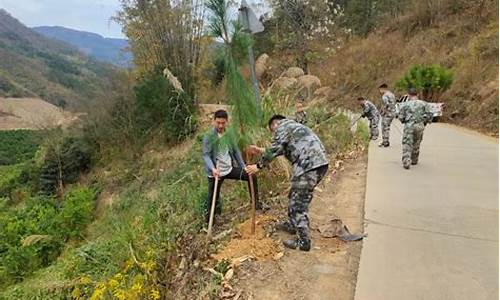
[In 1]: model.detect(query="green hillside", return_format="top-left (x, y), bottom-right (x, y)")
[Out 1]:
top-left (0, 9), bottom-right (116, 109)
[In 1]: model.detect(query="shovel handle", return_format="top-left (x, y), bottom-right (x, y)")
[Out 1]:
top-left (248, 174), bottom-right (256, 235)
top-left (207, 173), bottom-right (219, 238)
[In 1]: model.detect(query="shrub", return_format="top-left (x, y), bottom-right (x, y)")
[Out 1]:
top-left (58, 187), bottom-right (97, 240)
top-left (0, 186), bottom-right (96, 286)
top-left (395, 64), bottom-right (453, 101)
top-left (134, 67), bottom-right (198, 143)
top-left (0, 196), bottom-right (61, 285)
top-left (39, 136), bottom-right (92, 195)
top-left (0, 164), bottom-right (23, 198)
top-left (0, 130), bottom-right (42, 166)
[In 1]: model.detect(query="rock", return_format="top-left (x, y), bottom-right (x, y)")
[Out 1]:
top-left (273, 77), bottom-right (298, 91)
top-left (255, 53), bottom-right (270, 80)
top-left (297, 75), bottom-right (322, 99)
top-left (273, 252), bottom-right (284, 260)
top-left (314, 86), bottom-right (334, 100)
top-left (224, 268), bottom-right (234, 280)
top-left (298, 75), bottom-right (322, 90)
top-left (283, 67), bottom-right (305, 78)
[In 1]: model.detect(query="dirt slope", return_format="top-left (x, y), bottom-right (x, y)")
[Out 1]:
top-left (234, 156), bottom-right (367, 300)
top-left (310, 1), bottom-right (498, 136)
top-left (0, 97), bottom-right (80, 130)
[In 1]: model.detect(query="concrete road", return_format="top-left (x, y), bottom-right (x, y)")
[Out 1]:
top-left (355, 123), bottom-right (498, 300)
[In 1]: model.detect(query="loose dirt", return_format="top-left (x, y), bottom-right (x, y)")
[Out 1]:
top-left (212, 215), bottom-right (283, 262)
top-left (232, 155), bottom-right (368, 300)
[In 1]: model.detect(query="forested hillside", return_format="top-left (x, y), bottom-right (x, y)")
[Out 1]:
top-left (33, 26), bottom-right (132, 67)
top-left (0, 10), bottom-right (116, 109)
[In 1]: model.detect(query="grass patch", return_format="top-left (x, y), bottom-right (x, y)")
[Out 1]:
top-left (0, 98), bottom-right (369, 299)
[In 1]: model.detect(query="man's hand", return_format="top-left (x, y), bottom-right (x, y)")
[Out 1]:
top-left (245, 164), bottom-right (260, 175)
top-left (246, 145), bottom-right (265, 155)
top-left (212, 168), bottom-right (220, 178)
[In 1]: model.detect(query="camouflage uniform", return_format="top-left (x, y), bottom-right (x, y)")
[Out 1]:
top-left (257, 119), bottom-right (329, 243)
top-left (295, 111), bottom-right (307, 125)
top-left (380, 91), bottom-right (397, 145)
top-left (361, 100), bottom-right (380, 140)
top-left (398, 98), bottom-right (433, 168)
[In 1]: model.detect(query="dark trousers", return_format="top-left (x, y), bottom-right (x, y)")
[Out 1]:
top-left (205, 167), bottom-right (259, 222)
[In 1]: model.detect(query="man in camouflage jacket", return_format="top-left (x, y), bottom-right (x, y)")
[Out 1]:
top-left (246, 115), bottom-right (329, 251)
top-left (358, 97), bottom-right (380, 140)
top-left (398, 88), bottom-right (434, 169)
top-left (378, 83), bottom-right (397, 147)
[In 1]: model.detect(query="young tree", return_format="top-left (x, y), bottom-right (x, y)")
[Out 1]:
top-left (206, 0), bottom-right (261, 147)
top-left (269, 0), bottom-right (341, 72)
top-left (396, 64), bottom-right (454, 101)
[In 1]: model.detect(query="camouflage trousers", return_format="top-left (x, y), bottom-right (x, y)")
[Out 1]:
top-left (402, 123), bottom-right (425, 167)
top-left (288, 165), bottom-right (329, 240)
top-left (381, 113), bottom-right (394, 144)
top-left (369, 117), bottom-right (379, 140)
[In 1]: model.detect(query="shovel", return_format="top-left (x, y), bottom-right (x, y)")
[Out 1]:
top-left (207, 171), bottom-right (219, 239)
top-left (350, 115), bottom-right (362, 133)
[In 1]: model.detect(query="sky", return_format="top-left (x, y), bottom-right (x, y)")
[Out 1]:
top-left (0, 0), bottom-right (270, 39)
top-left (0, 0), bottom-right (125, 38)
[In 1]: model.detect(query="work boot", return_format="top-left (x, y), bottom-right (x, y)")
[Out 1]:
top-left (275, 221), bottom-right (296, 234)
top-left (378, 141), bottom-right (390, 147)
top-left (283, 238), bottom-right (311, 251)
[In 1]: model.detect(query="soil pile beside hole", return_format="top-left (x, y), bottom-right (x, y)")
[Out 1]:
top-left (213, 215), bottom-right (282, 261)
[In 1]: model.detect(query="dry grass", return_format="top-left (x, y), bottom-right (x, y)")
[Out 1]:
top-left (309, 0), bottom-right (498, 135)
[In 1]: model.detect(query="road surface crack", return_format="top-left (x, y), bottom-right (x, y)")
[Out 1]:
top-left (365, 218), bottom-right (498, 243)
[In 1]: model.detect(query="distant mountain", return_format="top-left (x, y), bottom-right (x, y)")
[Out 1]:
top-left (0, 9), bottom-right (116, 109)
top-left (33, 26), bottom-right (132, 67)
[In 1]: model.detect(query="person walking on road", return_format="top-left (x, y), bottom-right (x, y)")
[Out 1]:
top-left (398, 88), bottom-right (433, 169)
top-left (378, 83), bottom-right (397, 147)
top-left (358, 97), bottom-right (380, 140)
top-left (246, 115), bottom-right (329, 251)
top-left (202, 109), bottom-right (260, 224)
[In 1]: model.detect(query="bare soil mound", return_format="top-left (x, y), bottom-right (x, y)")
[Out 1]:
top-left (0, 97), bottom-right (79, 130)
top-left (212, 215), bottom-right (283, 262)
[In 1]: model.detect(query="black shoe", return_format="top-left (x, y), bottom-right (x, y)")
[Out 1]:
top-left (378, 142), bottom-right (390, 147)
top-left (411, 161), bottom-right (418, 165)
top-left (403, 164), bottom-right (410, 170)
top-left (275, 221), bottom-right (297, 234)
top-left (283, 238), bottom-right (311, 251)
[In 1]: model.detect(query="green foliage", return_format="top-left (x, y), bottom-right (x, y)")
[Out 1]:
top-left (134, 67), bottom-right (198, 143)
top-left (206, 0), bottom-right (261, 150)
top-left (0, 186), bottom-right (96, 286)
top-left (396, 64), bottom-right (454, 101)
top-left (0, 164), bottom-right (24, 198)
top-left (344, 0), bottom-right (377, 37)
top-left (0, 130), bottom-right (42, 165)
top-left (58, 187), bottom-right (96, 239)
top-left (208, 49), bottom-right (226, 86)
top-left (39, 136), bottom-right (92, 195)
